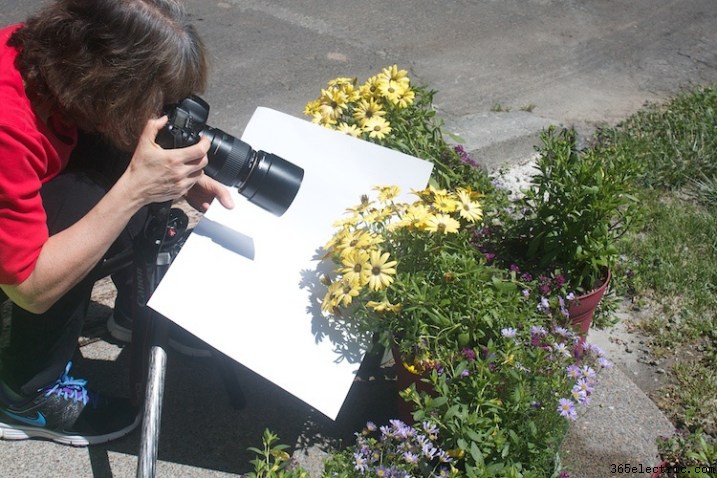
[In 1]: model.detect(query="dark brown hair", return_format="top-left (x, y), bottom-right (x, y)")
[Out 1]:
top-left (10, 0), bottom-right (209, 151)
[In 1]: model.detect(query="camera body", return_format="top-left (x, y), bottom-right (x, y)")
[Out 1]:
top-left (156, 95), bottom-right (304, 216)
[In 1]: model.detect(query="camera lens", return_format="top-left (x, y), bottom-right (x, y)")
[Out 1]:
top-left (202, 127), bottom-right (304, 216)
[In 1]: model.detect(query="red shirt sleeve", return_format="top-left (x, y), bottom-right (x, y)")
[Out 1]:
top-left (0, 123), bottom-right (50, 284)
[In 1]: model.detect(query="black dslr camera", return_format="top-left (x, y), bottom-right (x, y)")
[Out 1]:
top-left (156, 95), bottom-right (304, 216)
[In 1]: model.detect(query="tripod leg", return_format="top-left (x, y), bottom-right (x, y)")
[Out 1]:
top-left (136, 315), bottom-right (171, 478)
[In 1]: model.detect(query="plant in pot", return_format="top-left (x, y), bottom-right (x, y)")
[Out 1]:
top-left (402, 325), bottom-right (612, 477)
top-left (318, 185), bottom-right (613, 476)
top-left (485, 126), bottom-right (641, 341)
top-left (304, 65), bottom-right (493, 193)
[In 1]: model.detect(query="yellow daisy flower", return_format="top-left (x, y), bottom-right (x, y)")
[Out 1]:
top-left (362, 116), bottom-right (392, 140)
top-left (336, 122), bottom-right (362, 137)
top-left (359, 75), bottom-right (382, 100)
top-left (337, 230), bottom-right (376, 256)
top-left (424, 213), bottom-right (460, 234)
top-left (321, 281), bottom-right (342, 313)
top-left (367, 250), bottom-right (397, 291)
top-left (432, 194), bottom-right (459, 213)
top-left (457, 190), bottom-right (483, 223)
top-left (352, 99), bottom-right (386, 126)
top-left (395, 88), bottom-right (415, 109)
top-left (304, 99), bottom-right (321, 118)
top-left (335, 275), bottom-right (362, 307)
top-left (319, 88), bottom-right (349, 121)
top-left (373, 185), bottom-right (401, 203)
top-left (377, 79), bottom-right (406, 105)
top-left (340, 249), bottom-right (371, 285)
top-left (380, 65), bottom-right (410, 87)
top-left (366, 298), bottom-right (402, 314)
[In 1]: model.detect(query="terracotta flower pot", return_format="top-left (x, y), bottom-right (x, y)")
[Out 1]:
top-left (568, 269), bottom-right (611, 352)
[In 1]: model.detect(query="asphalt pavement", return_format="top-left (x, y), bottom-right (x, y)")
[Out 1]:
top-left (1, 0), bottom-right (716, 476)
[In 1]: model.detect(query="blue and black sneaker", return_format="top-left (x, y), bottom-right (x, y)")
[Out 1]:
top-left (0, 362), bottom-right (139, 446)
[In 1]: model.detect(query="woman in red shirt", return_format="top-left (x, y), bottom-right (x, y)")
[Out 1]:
top-left (0, 0), bottom-right (233, 445)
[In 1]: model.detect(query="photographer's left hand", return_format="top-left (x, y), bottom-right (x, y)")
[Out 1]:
top-left (185, 175), bottom-right (235, 212)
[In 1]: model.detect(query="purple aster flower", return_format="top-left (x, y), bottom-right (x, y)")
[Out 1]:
top-left (553, 326), bottom-right (570, 337)
top-left (353, 452), bottom-right (369, 472)
top-left (552, 343), bottom-right (571, 358)
top-left (422, 421), bottom-right (439, 438)
top-left (402, 451), bottom-right (418, 464)
top-left (501, 327), bottom-right (517, 338)
top-left (521, 272), bottom-right (533, 282)
top-left (576, 377), bottom-right (594, 395)
top-left (597, 357), bottom-right (613, 369)
top-left (421, 441), bottom-right (438, 460)
top-left (581, 365), bottom-right (597, 381)
top-left (557, 398), bottom-right (578, 420)
top-left (374, 465), bottom-right (389, 477)
top-left (531, 325), bottom-right (548, 336)
top-left (566, 364), bottom-right (581, 379)
top-left (537, 297), bottom-right (551, 314)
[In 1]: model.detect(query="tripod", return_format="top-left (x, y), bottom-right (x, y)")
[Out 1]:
top-left (123, 201), bottom-right (246, 477)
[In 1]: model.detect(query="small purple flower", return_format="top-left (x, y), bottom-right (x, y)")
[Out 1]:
top-left (537, 297), bottom-right (551, 314)
top-left (530, 325), bottom-right (547, 336)
top-left (575, 377), bottom-right (594, 395)
top-left (402, 451), bottom-right (418, 464)
top-left (553, 326), bottom-right (570, 337)
top-left (460, 369), bottom-right (470, 378)
top-left (566, 364), bottom-right (581, 379)
top-left (501, 327), bottom-right (517, 338)
top-left (552, 343), bottom-right (571, 358)
top-left (509, 263), bottom-right (520, 273)
top-left (581, 365), bottom-right (597, 381)
top-left (484, 252), bottom-right (496, 263)
top-left (522, 288), bottom-right (531, 297)
top-left (553, 274), bottom-right (566, 288)
top-left (597, 357), bottom-right (613, 369)
top-left (521, 272), bottom-right (533, 282)
top-left (462, 348), bottom-right (477, 361)
top-left (422, 421), bottom-right (439, 438)
top-left (557, 398), bottom-right (578, 420)
top-left (353, 452), bottom-right (369, 472)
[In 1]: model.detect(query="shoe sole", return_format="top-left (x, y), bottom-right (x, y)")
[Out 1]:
top-left (108, 316), bottom-right (212, 358)
top-left (0, 414), bottom-right (141, 447)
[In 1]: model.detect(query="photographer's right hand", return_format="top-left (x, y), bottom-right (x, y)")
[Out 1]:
top-left (120, 116), bottom-right (210, 207)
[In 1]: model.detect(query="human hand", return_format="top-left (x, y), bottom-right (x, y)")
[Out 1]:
top-left (185, 175), bottom-right (235, 212)
top-left (122, 116), bottom-right (210, 206)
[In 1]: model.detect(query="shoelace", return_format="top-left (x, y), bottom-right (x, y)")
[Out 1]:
top-left (41, 362), bottom-right (90, 405)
